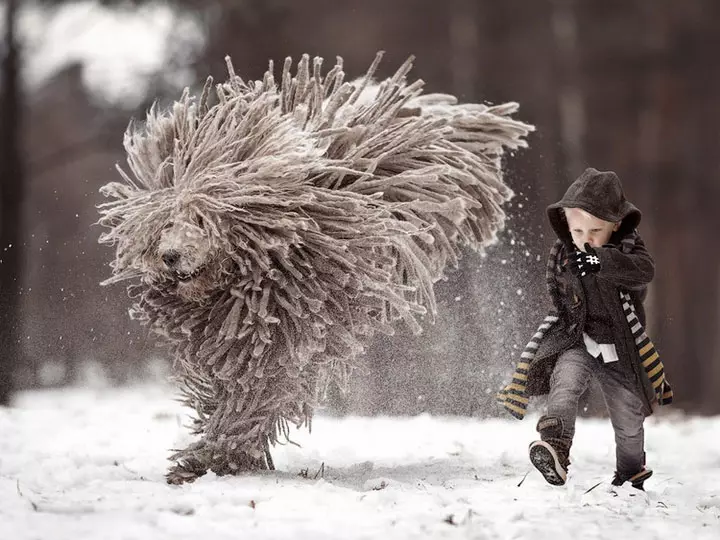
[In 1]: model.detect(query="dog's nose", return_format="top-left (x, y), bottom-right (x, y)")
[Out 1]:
top-left (162, 250), bottom-right (181, 268)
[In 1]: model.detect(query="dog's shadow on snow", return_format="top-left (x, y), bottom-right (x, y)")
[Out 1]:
top-left (257, 456), bottom-right (521, 492)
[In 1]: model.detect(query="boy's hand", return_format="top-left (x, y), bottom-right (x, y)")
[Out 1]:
top-left (567, 243), bottom-right (601, 277)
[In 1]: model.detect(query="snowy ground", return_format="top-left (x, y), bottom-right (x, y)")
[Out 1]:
top-left (1, 386), bottom-right (718, 540)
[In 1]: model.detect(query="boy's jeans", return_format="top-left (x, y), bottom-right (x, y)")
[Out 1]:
top-left (544, 346), bottom-right (646, 476)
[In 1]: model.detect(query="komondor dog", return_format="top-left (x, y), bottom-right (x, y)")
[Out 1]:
top-left (98, 52), bottom-right (533, 484)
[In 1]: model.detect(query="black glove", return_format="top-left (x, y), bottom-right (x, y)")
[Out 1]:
top-left (566, 243), bottom-right (601, 277)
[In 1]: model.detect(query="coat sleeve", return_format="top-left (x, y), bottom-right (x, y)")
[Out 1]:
top-left (594, 235), bottom-right (655, 291)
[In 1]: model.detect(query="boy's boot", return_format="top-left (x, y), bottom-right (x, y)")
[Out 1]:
top-left (529, 415), bottom-right (571, 486)
top-left (611, 468), bottom-right (653, 491)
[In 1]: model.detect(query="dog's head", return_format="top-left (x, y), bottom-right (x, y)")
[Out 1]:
top-left (100, 171), bottom-right (253, 302)
top-left (154, 203), bottom-right (228, 301)
top-left (99, 76), bottom-right (321, 303)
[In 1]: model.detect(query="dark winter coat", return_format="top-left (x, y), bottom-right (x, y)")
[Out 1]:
top-left (526, 168), bottom-right (657, 415)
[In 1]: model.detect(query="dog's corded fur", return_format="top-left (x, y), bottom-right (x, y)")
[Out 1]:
top-left (98, 52), bottom-right (533, 483)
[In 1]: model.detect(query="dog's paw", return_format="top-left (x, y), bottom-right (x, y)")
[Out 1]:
top-left (166, 463), bottom-right (207, 485)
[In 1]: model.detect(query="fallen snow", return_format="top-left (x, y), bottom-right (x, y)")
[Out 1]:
top-left (1, 386), bottom-right (718, 539)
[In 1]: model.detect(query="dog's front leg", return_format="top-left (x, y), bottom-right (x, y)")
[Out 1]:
top-left (166, 439), bottom-right (213, 484)
top-left (165, 395), bottom-right (273, 483)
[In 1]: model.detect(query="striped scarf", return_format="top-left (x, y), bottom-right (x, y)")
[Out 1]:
top-left (496, 238), bottom-right (673, 420)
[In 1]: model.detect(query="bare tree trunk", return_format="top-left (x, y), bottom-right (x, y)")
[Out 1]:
top-left (445, 0), bottom-right (479, 414)
top-left (713, 268), bottom-right (720, 412)
top-left (449, 0), bottom-right (478, 98)
top-left (551, 0), bottom-right (585, 180)
top-left (0, 0), bottom-right (26, 405)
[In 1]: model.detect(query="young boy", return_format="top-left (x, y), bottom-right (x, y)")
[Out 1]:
top-left (497, 167), bottom-right (673, 489)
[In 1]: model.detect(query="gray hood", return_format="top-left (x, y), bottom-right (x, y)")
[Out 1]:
top-left (547, 167), bottom-right (641, 245)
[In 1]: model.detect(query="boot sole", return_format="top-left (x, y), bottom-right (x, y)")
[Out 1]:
top-left (613, 468), bottom-right (653, 490)
top-left (628, 468), bottom-right (653, 490)
top-left (529, 441), bottom-right (567, 486)
top-left (630, 468), bottom-right (652, 485)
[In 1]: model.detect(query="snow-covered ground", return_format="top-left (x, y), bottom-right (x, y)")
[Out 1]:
top-left (1, 386), bottom-right (718, 540)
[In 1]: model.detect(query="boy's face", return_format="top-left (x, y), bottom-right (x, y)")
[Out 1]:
top-left (564, 207), bottom-right (620, 251)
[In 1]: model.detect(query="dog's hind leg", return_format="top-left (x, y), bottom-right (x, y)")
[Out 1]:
top-left (264, 447), bottom-right (275, 471)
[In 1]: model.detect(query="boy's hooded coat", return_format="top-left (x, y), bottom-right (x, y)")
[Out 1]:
top-left (522, 168), bottom-right (658, 414)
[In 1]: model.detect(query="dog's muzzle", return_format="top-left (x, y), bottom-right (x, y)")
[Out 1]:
top-left (162, 249), bottom-right (181, 268)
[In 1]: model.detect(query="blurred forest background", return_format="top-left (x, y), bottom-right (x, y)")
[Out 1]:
top-left (1, 0), bottom-right (718, 415)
